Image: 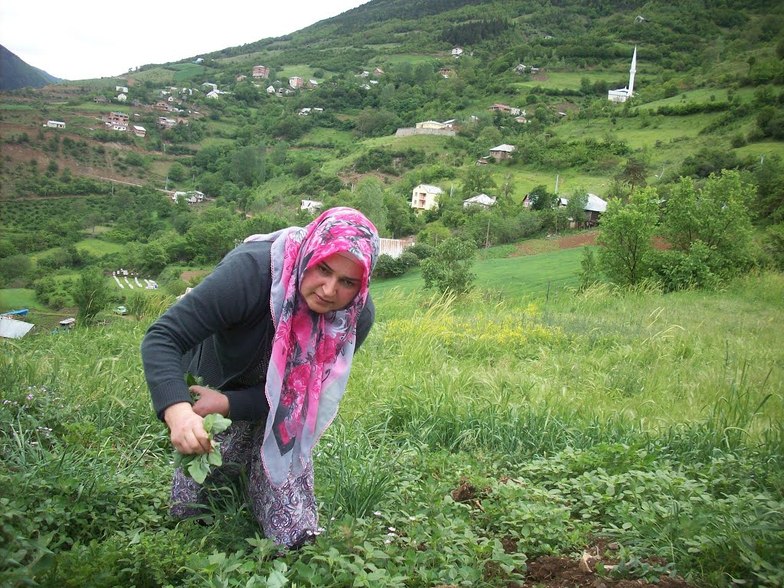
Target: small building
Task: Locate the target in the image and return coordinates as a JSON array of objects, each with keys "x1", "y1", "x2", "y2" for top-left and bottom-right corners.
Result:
[
  {"x1": 289, "y1": 76, "x2": 304, "y2": 89},
  {"x1": 584, "y1": 193, "x2": 608, "y2": 226},
  {"x1": 253, "y1": 65, "x2": 270, "y2": 79},
  {"x1": 489, "y1": 144, "x2": 516, "y2": 161},
  {"x1": 132, "y1": 125, "x2": 146, "y2": 137},
  {"x1": 44, "y1": 120, "x2": 66, "y2": 129},
  {"x1": 107, "y1": 111, "x2": 129, "y2": 125},
  {"x1": 452, "y1": 47, "x2": 464, "y2": 58},
  {"x1": 463, "y1": 194, "x2": 497, "y2": 209},
  {"x1": 301, "y1": 199, "x2": 323, "y2": 214},
  {"x1": 115, "y1": 85, "x2": 128, "y2": 93},
  {"x1": 411, "y1": 184, "x2": 444, "y2": 212},
  {"x1": 416, "y1": 120, "x2": 449, "y2": 130}
]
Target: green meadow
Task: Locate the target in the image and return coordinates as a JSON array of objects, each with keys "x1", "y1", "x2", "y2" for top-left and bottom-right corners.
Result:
[{"x1": 2, "y1": 248, "x2": 782, "y2": 587}]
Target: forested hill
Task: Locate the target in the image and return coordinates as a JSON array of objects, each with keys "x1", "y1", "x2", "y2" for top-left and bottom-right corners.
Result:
[
  {"x1": 0, "y1": 45, "x2": 62, "y2": 90},
  {"x1": 0, "y1": 0, "x2": 782, "y2": 293}
]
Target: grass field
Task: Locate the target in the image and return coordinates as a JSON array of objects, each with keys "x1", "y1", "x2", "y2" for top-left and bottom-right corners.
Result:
[
  {"x1": 2, "y1": 263, "x2": 781, "y2": 587},
  {"x1": 0, "y1": 288, "x2": 42, "y2": 311},
  {"x1": 74, "y1": 238, "x2": 125, "y2": 256}
]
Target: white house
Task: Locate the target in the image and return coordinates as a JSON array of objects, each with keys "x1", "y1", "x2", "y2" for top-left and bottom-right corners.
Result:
[
  {"x1": 463, "y1": 194, "x2": 497, "y2": 209},
  {"x1": 608, "y1": 46, "x2": 637, "y2": 103},
  {"x1": 300, "y1": 199, "x2": 323, "y2": 214},
  {"x1": 379, "y1": 238, "x2": 406, "y2": 258},
  {"x1": 45, "y1": 120, "x2": 66, "y2": 129},
  {"x1": 416, "y1": 120, "x2": 449, "y2": 130},
  {"x1": 411, "y1": 184, "x2": 444, "y2": 212},
  {"x1": 452, "y1": 47, "x2": 464, "y2": 58}
]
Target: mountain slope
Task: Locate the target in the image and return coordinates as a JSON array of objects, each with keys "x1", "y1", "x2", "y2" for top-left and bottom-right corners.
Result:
[{"x1": 0, "y1": 45, "x2": 62, "y2": 90}]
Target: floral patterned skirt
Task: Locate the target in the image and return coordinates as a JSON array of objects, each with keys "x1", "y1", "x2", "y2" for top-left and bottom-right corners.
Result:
[{"x1": 169, "y1": 420, "x2": 318, "y2": 548}]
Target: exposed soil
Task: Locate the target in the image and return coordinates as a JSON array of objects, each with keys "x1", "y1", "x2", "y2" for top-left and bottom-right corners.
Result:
[
  {"x1": 512, "y1": 231, "x2": 598, "y2": 256},
  {"x1": 449, "y1": 479, "x2": 696, "y2": 588}
]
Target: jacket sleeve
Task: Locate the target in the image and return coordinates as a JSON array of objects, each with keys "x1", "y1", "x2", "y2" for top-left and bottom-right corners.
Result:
[
  {"x1": 355, "y1": 294, "x2": 375, "y2": 351},
  {"x1": 141, "y1": 245, "x2": 271, "y2": 420}
]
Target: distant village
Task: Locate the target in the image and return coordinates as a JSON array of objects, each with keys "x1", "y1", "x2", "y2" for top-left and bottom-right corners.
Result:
[{"x1": 41, "y1": 46, "x2": 636, "y2": 219}]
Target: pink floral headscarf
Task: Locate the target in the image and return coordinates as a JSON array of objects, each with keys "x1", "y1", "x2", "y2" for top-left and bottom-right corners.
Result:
[{"x1": 245, "y1": 207, "x2": 379, "y2": 486}]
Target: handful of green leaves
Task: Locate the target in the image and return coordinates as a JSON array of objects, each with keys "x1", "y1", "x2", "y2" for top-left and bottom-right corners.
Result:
[
  {"x1": 174, "y1": 373, "x2": 232, "y2": 484},
  {"x1": 173, "y1": 413, "x2": 232, "y2": 484}
]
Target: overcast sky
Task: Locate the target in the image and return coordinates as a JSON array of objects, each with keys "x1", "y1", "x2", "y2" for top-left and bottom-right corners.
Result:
[{"x1": 0, "y1": 0, "x2": 369, "y2": 81}]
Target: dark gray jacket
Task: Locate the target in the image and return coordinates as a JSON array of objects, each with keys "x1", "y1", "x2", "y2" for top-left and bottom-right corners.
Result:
[{"x1": 141, "y1": 240, "x2": 375, "y2": 421}]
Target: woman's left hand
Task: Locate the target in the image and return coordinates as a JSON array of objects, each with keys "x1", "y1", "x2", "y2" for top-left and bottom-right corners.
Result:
[{"x1": 190, "y1": 385, "x2": 230, "y2": 418}]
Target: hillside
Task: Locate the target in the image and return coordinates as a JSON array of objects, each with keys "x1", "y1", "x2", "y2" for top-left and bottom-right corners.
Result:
[
  {"x1": 0, "y1": 45, "x2": 62, "y2": 90},
  {"x1": 0, "y1": 0, "x2": 783, "y2": 300}
]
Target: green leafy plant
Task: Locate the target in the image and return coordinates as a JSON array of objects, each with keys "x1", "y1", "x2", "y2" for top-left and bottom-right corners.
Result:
[{"x1": 173, "y1": 413, "x2": 232, "y2": 484}]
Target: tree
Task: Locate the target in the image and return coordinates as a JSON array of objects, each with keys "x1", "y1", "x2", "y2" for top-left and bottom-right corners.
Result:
[
  {"x1": 353, "y1": 177, "x2": 388, "y2": 236},
  {"x1": 597, "y1": 188, "x2": 659, "y2": 286},
  {"x1": 72, "y1": 269, "x2": 112, "y2": 325},
  {"x1": 527, "y1": 184, "x2": 557, "y2": 210},
  {"x1": 461, "y1": 166, "x2": 497, "y2": 198},
  {"x1": 661, "y1": 170, "x2": 756, "y2": 278},
  {"x1": 421, "y1": 237, "x2": 477, "y2": 294},
  {"x1": 565, "y1": 191, "x2": 588, "y2": 227}
]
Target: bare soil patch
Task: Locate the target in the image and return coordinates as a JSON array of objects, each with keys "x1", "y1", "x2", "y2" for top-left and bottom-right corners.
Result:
[{"x1": 449, "y1": 478, "x2": 695, "y2": 588}]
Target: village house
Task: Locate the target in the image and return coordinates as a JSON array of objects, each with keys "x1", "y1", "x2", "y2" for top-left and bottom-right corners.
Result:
[
  {"x1": 158, "y1": 117, "x2": 177, "y2": 129},
  {"x1": 439, "y1": 68, "x2": 454, "y2": 78},
  {"x1": 583, "y1": 193, "x2": 608, "y2": 226},
  {"x1": 373, "y1": 67, "x2": 385, "y2": 77},
  {"x1": 115, "y1": 86, "x2": 128, "y2": 93},
  {"x1": 452, "y1": 47, "x2": 464, "y2": 58},
  {"x1": 378, "y1": 237, "x2": 409, "y2": 258},
  {"x1": 300, "y1": 199, "x2": 323, "y2": 214},
  {"x1": 116, "y1": 93, "x2": 127, "y2": 102},
  {"x1": 463, "y1": 194, "x2": 497, "y2": 209},
  {"x1": 132, "y1": 125, "x2": 146, "y2": 138},
  {"x1": 489, "y1": 103, "x2": 522, "y2": 116},
  {"x1": 416, "y1": 120, "x2": 450, "y2": 130},
  {"x1": 107, "y1": 112, "x2": 129, "y2": 126},
  {"x1": 489, "y1": 144, "x2": 516, "y2": 161},
  {"x1": 252, "y1": 65, "x2": 270, "y2": 79},
  {"x1": 289, "y1": 76, "x2": 304, "y2": 89},
  {"x1": 411, "y1": 184, "x2": 444, "y2": 212}
]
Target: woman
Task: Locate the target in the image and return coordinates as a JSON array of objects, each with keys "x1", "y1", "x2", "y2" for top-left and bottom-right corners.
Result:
[{"x1": 141, "y1": 207, "x2": 379, "y2": 548}]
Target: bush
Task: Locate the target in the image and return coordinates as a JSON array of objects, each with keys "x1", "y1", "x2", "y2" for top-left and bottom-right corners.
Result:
[
  {"x1": 405, "y1": 243, "x2": 436, "y2": 260},
  {"x1": 373, "y1": 252, "x2": 419, "y2": 279}
]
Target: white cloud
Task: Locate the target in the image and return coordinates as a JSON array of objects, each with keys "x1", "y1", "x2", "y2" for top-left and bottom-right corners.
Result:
[{"x1": 0, "y1": 0, "x2": 367, "y2": 80}]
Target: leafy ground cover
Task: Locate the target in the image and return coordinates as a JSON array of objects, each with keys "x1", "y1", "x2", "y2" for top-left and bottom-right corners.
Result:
[{"x1": 1, "y1": 252, "x2": 782, "y2": 587}]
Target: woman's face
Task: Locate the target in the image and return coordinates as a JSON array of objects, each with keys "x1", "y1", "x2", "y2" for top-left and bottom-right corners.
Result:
[{"x1": 299, "y1": 252, "x2": 363, "y2": 313}]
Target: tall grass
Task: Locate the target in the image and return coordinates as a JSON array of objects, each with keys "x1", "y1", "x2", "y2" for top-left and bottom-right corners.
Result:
[{"x1": 2, "y1": 272, "x2": 782, "y2": 586}]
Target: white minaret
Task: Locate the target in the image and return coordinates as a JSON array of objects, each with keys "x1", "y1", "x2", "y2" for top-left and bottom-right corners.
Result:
[{"x1": 627, "y1": 46, "x2": 637, "y2": 97}]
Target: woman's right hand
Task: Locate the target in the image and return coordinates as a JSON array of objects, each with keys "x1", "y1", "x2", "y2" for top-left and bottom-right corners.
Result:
[{"x1": 164, "y1": 402, "x2": 212, "y2": 455}]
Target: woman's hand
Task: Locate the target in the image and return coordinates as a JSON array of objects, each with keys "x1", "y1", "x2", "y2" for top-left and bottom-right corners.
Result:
[
  {"x1": 164, "y1": 402, "x2": 211, "y2": 455},
  {"x1": 190, "y1": 385, "x2": 230, "y2": 418}
]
